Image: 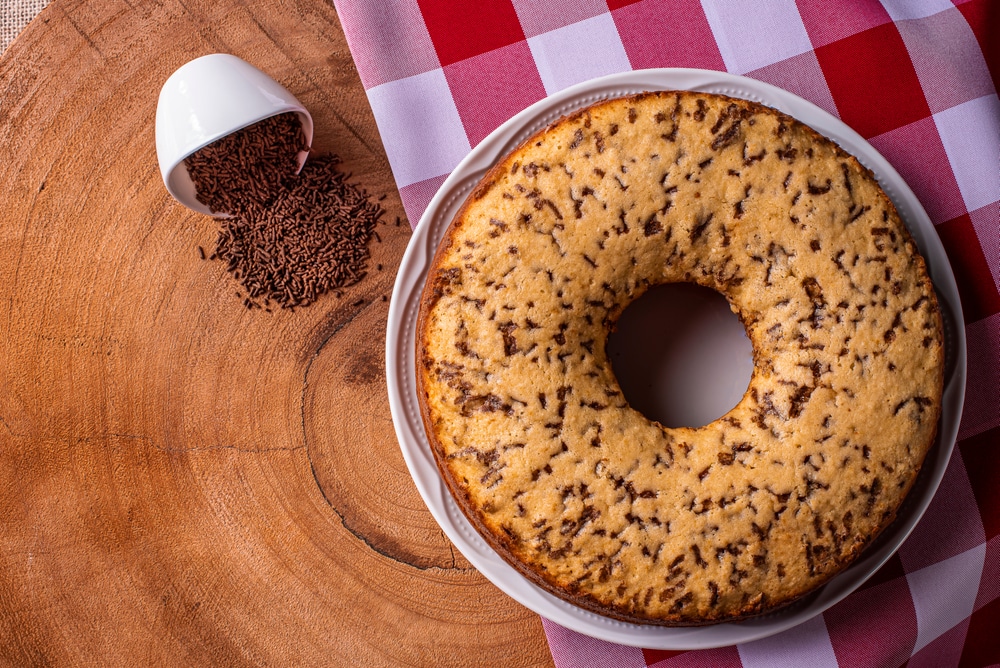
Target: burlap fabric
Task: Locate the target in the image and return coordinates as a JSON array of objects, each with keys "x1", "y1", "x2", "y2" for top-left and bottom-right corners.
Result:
[{"x1": 1, "y1": 0, "x2": 50, "y2": 53}]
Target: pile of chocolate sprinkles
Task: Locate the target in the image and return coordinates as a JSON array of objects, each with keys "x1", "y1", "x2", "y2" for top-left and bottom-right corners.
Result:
[{"x1": 184, "y1": 112, "x2": 384, "y2": 309}]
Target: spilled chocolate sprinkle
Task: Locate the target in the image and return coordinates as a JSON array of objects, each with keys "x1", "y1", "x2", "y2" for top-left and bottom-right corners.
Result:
[{"x1": 184, "y1": 112, "x2": 384, "y2": 309}]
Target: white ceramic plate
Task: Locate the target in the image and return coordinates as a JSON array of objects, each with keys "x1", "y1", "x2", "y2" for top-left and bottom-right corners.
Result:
[{"x1": 385, "y1": 69, "x2": 966, "y2": 650}]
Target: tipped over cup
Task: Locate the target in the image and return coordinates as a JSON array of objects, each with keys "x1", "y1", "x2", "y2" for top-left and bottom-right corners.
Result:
[{"x1": 154, "y1": 53, "x2": 314, "y2": 216}]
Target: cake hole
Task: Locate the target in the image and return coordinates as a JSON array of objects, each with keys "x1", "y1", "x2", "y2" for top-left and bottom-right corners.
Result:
[{"x1": 607, "y1": 283, "x2": 754, "y2": 429}]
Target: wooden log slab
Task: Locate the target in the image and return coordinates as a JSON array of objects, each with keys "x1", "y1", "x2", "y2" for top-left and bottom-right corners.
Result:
[{"x1": 0, "y1": 1, "x2": 552, "y2": 664}]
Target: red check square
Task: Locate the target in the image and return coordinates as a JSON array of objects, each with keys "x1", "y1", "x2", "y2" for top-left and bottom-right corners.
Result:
[
  {"x1": 444, "y1": 41, "x2": 546, "y2": 147},
  {"x1": 641, "y1": 648, "x2": 687, "y2": 665},
  {"x1": 815, "y1": 22, "x2": 933, "y2": 139},
  {"x1": 644, "y1": 645, "x2": 742, "y2": 667},
  {"x1": 606, "y1": 0, "x2": 642, "y2": 9},
  {"x1": 610, "y1": 0, "x2": 725, "y2": 71},
  {"x1": 956, "y1": 0, "x2": 1000, "y2": 88},
  {"x1": 962, "y1": 593, "x2": 1000, "y2": 667},
  {"x1": 859, "y1": 552, "x2": 906, "y2": 591},
  {"x1": 935, "y1": 213, "x2": 1000, "y2": 323},
  {"x1": 417, "y1": 0, "x2": 526, "y2": 67},
  {"x1": 960, "y1": 316, "x2": 1000, "y2": 440},
  {"x1": 974, "y1": 535, "x2": 1000, "y2": 611},
  {"x1": 867, "y1": 116, "x2": 967, "y2": 225},
  {"x1": 825, "y1": 576, "x2": 917, "y2": 668},
  {"x1": 794, "y1": 0, "x2": 893, "y2": 49},
  {"x1": 959, "y1": 426, "x2": 1000, "y2": 540}
]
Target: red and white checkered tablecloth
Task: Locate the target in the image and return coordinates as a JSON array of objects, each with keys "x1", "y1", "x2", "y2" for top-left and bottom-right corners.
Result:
[{"x1": 333, "y1": 0, "x2": 999, "y2": 665}]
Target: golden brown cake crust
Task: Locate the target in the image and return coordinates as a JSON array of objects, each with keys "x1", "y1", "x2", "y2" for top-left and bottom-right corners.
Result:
[{"x1": 416, "y1": 91, "x2": 944, "y2": 626}]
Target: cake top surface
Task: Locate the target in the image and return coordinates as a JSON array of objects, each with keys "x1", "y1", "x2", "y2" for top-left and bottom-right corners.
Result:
[{"x1": 417, "y1": 91, "x2": 943, "y2": 625}]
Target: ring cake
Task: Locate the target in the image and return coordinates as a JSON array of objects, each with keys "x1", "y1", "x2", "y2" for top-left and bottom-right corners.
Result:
[{"x1": 416, "y1": 91, "x2": 944, "y2": 625}]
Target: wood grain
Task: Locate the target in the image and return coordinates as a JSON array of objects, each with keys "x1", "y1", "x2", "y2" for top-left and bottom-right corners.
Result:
[{"x1": 0, "y1": 1, "x2": 553, "y2": 664}]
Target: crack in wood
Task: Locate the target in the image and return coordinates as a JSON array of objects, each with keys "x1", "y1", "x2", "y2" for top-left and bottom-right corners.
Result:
[
  {"x1": 321, "y1": 496, "x2": 473, "y2": 574},
  {"x1": 299, "y1": 300, "x2": 471, "y2": 573}
]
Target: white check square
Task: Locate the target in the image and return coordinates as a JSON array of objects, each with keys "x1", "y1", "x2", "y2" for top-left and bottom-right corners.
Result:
[
  {"x1": 738, "y1": 613, "x2": 839, "y2": 668},
  {"x1": 906, "y1": 543, "x2": 986, "y2": 653},
  {"x1": 366, "y1": 69, "x2": 472, "y2": 188},
  {"x1": 934, "y1": 95, "x2": 1000, "y2": 214},
  {"x1": 527, "y1": 13, "x2": 631, "y2": 96},
  {"x1": 700, "y1": 0, "x2": 814, "y2": 75},
  {"x1": 879, "y1": 0, "x2": 955, "y2": 22}
]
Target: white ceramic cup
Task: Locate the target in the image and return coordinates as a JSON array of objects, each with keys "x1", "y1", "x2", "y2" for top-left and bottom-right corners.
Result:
[{"x1": 155, "y1": 53, "x2": 314, "y2": 216}]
